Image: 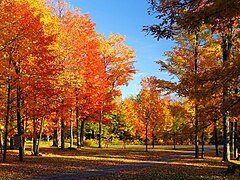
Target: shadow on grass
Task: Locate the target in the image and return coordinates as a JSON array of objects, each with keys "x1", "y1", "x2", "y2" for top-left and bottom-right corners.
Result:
[
  {"x1": 101, "y1": 161, "x2": 229, "y2": 180},
  {"x1": 0, "y1": 146, "x2": 233, "y2": 180}
]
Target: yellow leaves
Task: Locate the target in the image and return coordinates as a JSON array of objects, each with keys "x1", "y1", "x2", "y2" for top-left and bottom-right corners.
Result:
[
  {"x1": 99, "y1": 33, "x2": 136, "y2": 89},
  {"x1": 109, "y1": 32, "x2": 126, "y2": 44}
]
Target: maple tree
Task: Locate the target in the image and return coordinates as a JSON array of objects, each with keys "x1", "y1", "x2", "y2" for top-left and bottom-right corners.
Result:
[
  {"x1": 0, "y1": 0, "x2": 60, "y2": 161},
  {"x1": 134, "y1": 76, "x2": 172, "y2": 151},
  {"x1": 121, "y1": 97, "x2": 145, "y2": 143},
  {"x1": 144, "y1": 0, "x2": 240, "y2": 38},
  {"x1": 152, "y1": 26, "x2": 239, "y2": 158},
  {"x1": 145, "y1": 0, "x2": 240, "y2": 161},
  {"x1": 97, "y1": 33, "x2": 136, "y2": 147},
  {"x1": 0, "y1": 0, "x2": 138, "y2": 163}
]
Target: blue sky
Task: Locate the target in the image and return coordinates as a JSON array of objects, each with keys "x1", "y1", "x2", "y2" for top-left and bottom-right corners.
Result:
[{"x1": 69, "y1": 0, "x2": 174, "y2": 99}]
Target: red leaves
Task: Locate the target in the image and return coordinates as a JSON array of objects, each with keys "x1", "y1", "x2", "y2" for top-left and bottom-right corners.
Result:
[{"x1": 0, "y1": 0, "x2": 136, "y2": 156}]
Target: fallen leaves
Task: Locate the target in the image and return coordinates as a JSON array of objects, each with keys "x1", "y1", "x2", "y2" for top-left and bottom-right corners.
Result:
[{"x1": 0, "y1": 146, "x2": 236, "y2": 179}]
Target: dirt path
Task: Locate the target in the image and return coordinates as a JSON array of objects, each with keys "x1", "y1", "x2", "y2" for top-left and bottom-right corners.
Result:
[{"x1": 29, "y1": 151, "x2": 195, "y2": 180}]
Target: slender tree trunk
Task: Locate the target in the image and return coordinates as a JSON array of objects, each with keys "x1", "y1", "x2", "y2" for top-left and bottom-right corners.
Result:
[
  {"x1": 76, "y1": 108, "x2": 80, "y2": 148},
  {"x1": 230, "y1": 122, "x2": 234, "y2": 153},
  {"x1": 80, "y1": 119, "x2": 85, "y2": 146},
  {"x1": 172, "y1": 113, "x2": 176, "y2": 150},
  {"x1": 35, "y1": 116, "x2": 45, "y2": 155},
  {"x1": 91, "y1": 130, "x2": 94, "y2": 139},
  {"x1": 9, "y1": 138, "x2": 14, "y2": 149},
  {"x1": 69, "y1": 108, "x2": 73, "y2": 148},
  {"x1": 152, "y1": 132, "x2": 155, "y2": 149},
  {"x1": 230, "y1": 121, "x2": 238, "y2": 159},
  {"x1": 3, "y1": 78, "x2": 11, "y2": 163},
  {"x1": 234, "y1": 89, "x2": 239, "y2": 159},
  {"x1": 194, "y1": 32, "x2": 199, "y2": 158},
  {"x1": 234, "y1": 121, "x2": 238, "y2": 159},
  {"x1": 146, "y1": 120, "x2": 148, "y2": 152},
  {"x1": 214, "y1": 120, "x2": 219, "y2": 156},
  {"x1": 52, "y1": 128, "x2": 58, "y2": 147},
  {"x1": 173, "y1": 130, "x2": 176, "y2": 150},
  {"x1": 61, "y1": 118, "x2": 65, "y2": 150},
  {"x1": 32, "y1": 118, "x2": 37, "y2": 155},
  {"x1": 70, "y1": 120, "x2": 73, "y2": 148},
  {"x1": 76, "y1": 109, "x2": 81, "y2": 148},
  {"x1": 75, "y1": 89, "x2": 80, "y2": 148},
  {"x1": 222, "y1": 32, "x2": 232, "y2": 162},
  {"x1": 195, "y1": 105, "x2": 199, "y2": 158},
  {"x1": 0, "y1": 131, "x2": 2, "y2": 154},
  {"x1": 98, "y1": 110, "x2": 103, "y2": 148},
  {"x1": 201, "y1": 128, "x2": 205, "y2": 159},
  {"x1": 21, "y1": 99, "x2": 25, "y2": 156},
  {"x1": 17, "y1": 86, "x2": 23, "y2": 162},
  {"x1": 223, "y1": 113, "x2": 230, "y2": 161}
]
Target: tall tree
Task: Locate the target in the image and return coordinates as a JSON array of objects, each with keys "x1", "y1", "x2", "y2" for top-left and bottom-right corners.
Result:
[
  {"x1": 98, "y1": 34, "x2": 136, "y2": 147},
  {"x1": 145, "y1": 0, "x2": 240, "y2": 161},
  {"x1": 136, "y1": 76, "x2": 168, "y2": 152}
]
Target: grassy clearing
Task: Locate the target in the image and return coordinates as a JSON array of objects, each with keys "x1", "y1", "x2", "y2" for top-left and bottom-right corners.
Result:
[{"x1": 0, "y1": 143, "x2": 238, "y2": 179}]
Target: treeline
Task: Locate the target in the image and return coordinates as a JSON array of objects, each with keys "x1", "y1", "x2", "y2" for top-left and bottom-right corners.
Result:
[
  {"x1": 1, "y1": 0, "x2": 240, "y2": 164},
  {"x1": 0, "y1": 0, "x2": 135, "y2": 162},
  {"x1": 144, "y1": 0, "x2": 240, "y2": 161}
]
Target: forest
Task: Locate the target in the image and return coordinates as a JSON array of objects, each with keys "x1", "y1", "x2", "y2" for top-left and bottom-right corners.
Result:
[{"x1": 0, "y1": 0, "x2": 240, "y2": 173}]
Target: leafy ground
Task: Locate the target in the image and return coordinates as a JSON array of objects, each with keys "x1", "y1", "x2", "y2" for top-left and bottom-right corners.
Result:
[{"x1": 0, "y1": 143, "x2": 239, "y2": 179}]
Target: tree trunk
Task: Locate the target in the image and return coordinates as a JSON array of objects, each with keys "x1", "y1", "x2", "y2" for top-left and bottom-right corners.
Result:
[
  {"x1": 233, "y1": 121, "x2": 238, "y2": 159},
  {"x1": 98, "y1": 110, "x2": 103, "y2": 148},
  {"x1": 80, "y1": 119, "x2": 85, "y2": 146},
  {"x1": 222, "y1": 33, "x2": 232, "y2": 162},
  {"x1": 70, "y1": 120, "x2": 73, "y2": 148},
  {"x1": 195, "y1": 105, "x2": 199, "y2": 158},
  {"x1": 173, "y1": 131, "x2": 176, "y2": 150},
  {"x1": 145, "y1": 120, "x2": 148, "y2": 152},
  {"x1": 152, "y1": 132, "x2": 155, "y2": 149},
  {"x1": 61, "y1": 118, "x2": 64, "y2": 150},
  {"x1": 3, "y1": 77, "x2": 11, "y2": 163},
  {"x1": 75, "y1": 89, "x2": 80, "y2": 148},
  {"x1": 0, "y1": 131, "x2": 2, "y2": 154},
  {"x1": 17, "y1": 86, "x2": 23, "y2": 162},
  {"x1": 32, "y1": 118, "x2": 37, "y2": 155},
  {"x1": 91, "y1": 130, "x2": 94, "y2": 139},
  {"x1": 223, "y1": 113, "x2": 230, "y2": 161},
  {"x1": 35, "y1": 116, "x2": 45, "y2": 155},
  {"x1": 194, "y1": 32, "x2": 199, "y2": 158},
  {"x1": 52, "y1": 128, "x2": 58, "y2": 147},
  {"x1": 234, "y1": 89, "x2": 239, "y2": 159},
  {"x1": 9, "y1": 138, "x2": 14, "y2": 150},
  {"x1": 201, "y1": 128, "x2": 205, "y2": 159},
  {"x1": 21, "y1": 98, "x2": 25, "y2": 156},
  {"x1": 76, "y1": 107, "x2": 80, "y2": 148},
  {"x1": 214, "y1": 120, "x2": 219, "y2": 156},
  {"x1": 230, "y1": 122, "x2": 234, "y2": 153}
]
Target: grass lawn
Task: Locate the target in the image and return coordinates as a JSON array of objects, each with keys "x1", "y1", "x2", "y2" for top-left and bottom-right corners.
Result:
[{"x1": 0, "y1": 142, "x2": 239, "y2": 179}]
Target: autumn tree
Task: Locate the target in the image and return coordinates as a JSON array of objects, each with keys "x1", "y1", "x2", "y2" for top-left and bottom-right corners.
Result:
[
  {"x1": 145, "y1": 0, "x2": 240, "y2": 161},
  {"x1": 98, "y1": 33, "x2": 136, "y2": 148},
  {"x1": 0, "y1": 0, "x2": 59, "y2": 161},
  {"x1": 0, "y1": 0, "x2": 137, "y2": 161},
  {"x1": 121, "y1": 97, "x2": 145, "y2": 145},
  {"x1": 135, "y1": 76, "x2": 170, "y2": 151}
]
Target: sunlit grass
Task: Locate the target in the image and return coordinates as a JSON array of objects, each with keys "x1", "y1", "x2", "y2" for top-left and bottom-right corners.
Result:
[
  {"x1": 169, "y1": 161, "x2": 226, "y2": 169},
  {"x1": 44, "y1": 153, "x2": 140, "y2": 163}
]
